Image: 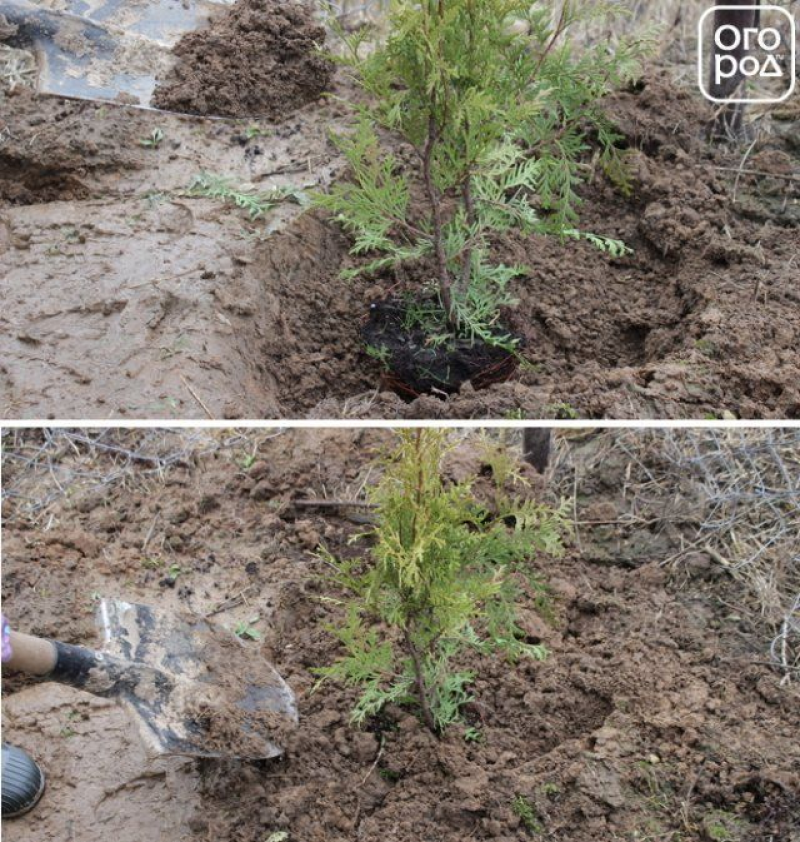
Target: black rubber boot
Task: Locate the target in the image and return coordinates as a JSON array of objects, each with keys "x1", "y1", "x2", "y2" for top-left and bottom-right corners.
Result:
[{"x1": 2, "y1": 744, "x2": 46, "y2": 818}]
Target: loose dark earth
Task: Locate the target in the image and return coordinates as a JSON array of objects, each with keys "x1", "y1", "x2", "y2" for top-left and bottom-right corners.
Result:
[{"x1": 151, "y1": 0, "x2": 335, "y2": 119}]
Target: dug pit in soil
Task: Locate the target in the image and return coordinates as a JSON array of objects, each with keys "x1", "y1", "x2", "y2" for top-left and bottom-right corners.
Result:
[
  {"x1": 151, "y1": 0, "x2": 334, "y2": 119},
  {"x1": 2, "y1": 68, "x2": 799, "y2": 419},
  {"x1": 362, "y1": 296, "x2": 522, "y2": 398}
]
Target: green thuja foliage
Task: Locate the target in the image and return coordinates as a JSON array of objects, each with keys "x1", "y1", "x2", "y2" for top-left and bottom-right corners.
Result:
[
  {"x1": 316, "y1": 0, "x2": 647, "y2": 346},
  {"x1": 314, "y1": 430, "x2": 570, "y2": 733}
]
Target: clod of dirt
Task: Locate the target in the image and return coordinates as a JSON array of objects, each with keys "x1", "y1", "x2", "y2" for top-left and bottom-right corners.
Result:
[
  {"x1": 151, "y1": 0, "x2": 335, "y2": 119},
  {"x1": 362, "y1": 296, "x2": 521, "y2": 399},
  {"x1": 0, "y1": 88, "x2": 146, "y2": 204},
  {"x1": 185, "y1": 696, "x2": 294, "y2": 757},
  {"x1": 176, "y1": 618, "x2": 297, "y2": 758}
]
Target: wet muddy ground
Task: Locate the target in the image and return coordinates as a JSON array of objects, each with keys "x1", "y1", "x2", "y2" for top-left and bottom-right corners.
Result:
[
  {"x1": 2, "y1": 429, "x2": 798, "y2": 841},
  {"x1": 1, "y1": 30, "x2": 798, "y2": 420},
  {"x1": 0, "y1": 80, "x2": 349, "y2": 420}
]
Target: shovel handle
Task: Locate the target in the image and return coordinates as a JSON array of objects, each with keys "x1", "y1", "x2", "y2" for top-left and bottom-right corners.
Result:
[
  {"x1": 6, "y1": 631, "x2": 58, "y2": 675},
  {"x1": 5, "y1": 631, "x2": 127, "y2": 694}
]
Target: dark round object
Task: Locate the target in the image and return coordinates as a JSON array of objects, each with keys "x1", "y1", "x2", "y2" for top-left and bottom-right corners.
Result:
[
  {"x1": 362, "y1": 295, "x2": 522, "y2": 399},
  {"x1": 2, "y1": 743, "x2": 46, "y2": 818}
]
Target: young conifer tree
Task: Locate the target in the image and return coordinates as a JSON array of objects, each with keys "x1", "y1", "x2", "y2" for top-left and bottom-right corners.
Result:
[
  {"x1": 315, "y1": 430, "x2": 570, "y2": 733},
  {"x1": 316, "y1": 0, "x2": 647, "y2": 347}
]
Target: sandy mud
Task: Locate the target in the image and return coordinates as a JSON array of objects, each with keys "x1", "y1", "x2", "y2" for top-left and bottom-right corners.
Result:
[
  {"x1": 0, "y1": 84, "x2": 349, "y2": 419},
  {"x1": 2, "y1": 429, "x2": 798, "y2": 841},
  {"x1": 2, "y1": 686, "x2": 199, "y2": 842}
]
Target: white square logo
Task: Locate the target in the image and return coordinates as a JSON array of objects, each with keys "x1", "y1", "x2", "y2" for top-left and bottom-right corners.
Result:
[{"x1": 698, "y1": 5, "x2": 796, "y2": 104}]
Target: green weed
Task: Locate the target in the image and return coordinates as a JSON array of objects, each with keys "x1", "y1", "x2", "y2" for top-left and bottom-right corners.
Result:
[
  {"x1": 245, "y1": 125, "x2": 272, "y2": 140},
  {"x1": 234, "y1": 617, "x2": 262, "y2": 641},
  {"x1": 187, "y1": 173, "x2": 305, "y2": 220},
  {"x1": 365, "y1": 344, "x2": 391, "y2": 369},
  {"x1": 463, "y1": 726, "x2": 484, "y2": 743},
  {"x1": 140, "y1": 128, "x2": 165, "y2": 149},
  {"x1": 238, "y1": 454, "x2": 257, "y2": 470},
  {"x1": 547, "y1": 402, "x2": 580, "y2": 420},
  {"x1": 702, "y1": 810, "x2": 745, "y2": 842},
  {"x1": 513, "y1": 794, "x2": 543, "y2": 834}
]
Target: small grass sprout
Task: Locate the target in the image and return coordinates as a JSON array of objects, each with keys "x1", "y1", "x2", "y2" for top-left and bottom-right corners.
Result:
[
  {"x1": 234, "y1": 617, "x2": 262, "y2": 641},
  {"x1": 140, "y1": 127, "x2": 165, "y2": 149},
  {"x1": 513, "y1": 794, "x2": 543, "y2": 834}
]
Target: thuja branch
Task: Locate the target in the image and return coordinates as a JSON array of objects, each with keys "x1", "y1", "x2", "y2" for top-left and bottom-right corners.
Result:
[
  {"x1": 314, "y1": 430, "x2": 571, "y2": 733},
  {"x1": 315, "y1": 0, "x2": 649, "y2": 349},
  {"x1": 423, "y1": 115, "x2": 454, "y2": 324}
]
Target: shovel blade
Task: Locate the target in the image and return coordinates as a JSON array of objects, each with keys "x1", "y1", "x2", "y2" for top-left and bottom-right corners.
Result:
[
  {"x1": 1, "y1": 0, "x2": 231, "y2": 109},
  {"x1": 96, "y1": 599, "x2": 298, "y2": 760},
  {"x1": 1, "y1": 2, "x2": 169, "y2": 106},
  {"x1": 52, "y1": 0, "x2": 232, "y2": 43}
]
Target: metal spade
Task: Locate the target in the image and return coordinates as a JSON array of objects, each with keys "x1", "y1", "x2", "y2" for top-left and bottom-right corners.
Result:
[
  {"x1": 0, "y1": 0, "x2": 228, "y2": 110},
  {"x1": 4, "y1": 598, "x2": 298, "y2": 760}
]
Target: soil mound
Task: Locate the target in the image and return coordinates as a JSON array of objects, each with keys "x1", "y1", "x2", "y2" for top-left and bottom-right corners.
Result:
[{"x1": 151, "y1": 0, "x2": 335, "y2": 119}]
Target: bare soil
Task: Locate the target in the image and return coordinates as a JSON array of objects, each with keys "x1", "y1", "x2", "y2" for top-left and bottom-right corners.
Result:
[
  {"x1": 2, "y1": 429, "x2": 798, "y2": 842},
  {"x1": 1, "y1": 61, "x2": 798, "y2": 418},
  {"x1": 152, "y1": 0, "x2": 334, "y2": 119},
  {"x1": 0, "y1": 84, "x2": 349, "y2": 419}
]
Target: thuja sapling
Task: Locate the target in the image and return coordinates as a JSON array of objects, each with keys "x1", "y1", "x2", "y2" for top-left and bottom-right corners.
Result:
[
  {"x1": 314, "y1": 430, "x2": 570, "y2": 734},
  {"x1": 316, "y1": 0, "x2": 647, "y2": 389}
]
